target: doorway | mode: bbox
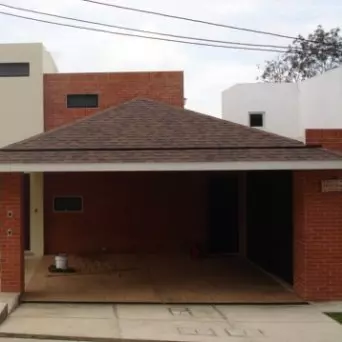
[246,171,293,284]
[207,173,239,254]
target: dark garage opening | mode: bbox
[246,171,293,284]
[207,173,239,254]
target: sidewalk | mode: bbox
[0,303,341,341]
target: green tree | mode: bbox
[258,25,342,82]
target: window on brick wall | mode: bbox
[0,62,30,77]
[249,112,264,128]
[54,197,83,212]
[67,94,98,108]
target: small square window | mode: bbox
[54,197,83,212]
[249,113,264,127]
[67,94,98,108]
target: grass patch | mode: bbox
[325,312,342,324]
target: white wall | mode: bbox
[0,43,56,148]
[300,67,342,130]
[43,48,58,73]
[222,82,301,140]
[222,66,342,141]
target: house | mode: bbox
[0,43,342,303]
[222,66,342,143]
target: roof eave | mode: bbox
[1,160,342,172]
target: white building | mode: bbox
[0,43,58,257]
[222,66,342,141]
[0,43,57,147]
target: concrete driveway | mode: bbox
[0,303,341,341]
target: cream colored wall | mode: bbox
[30,172,44,256]
[0,43,58,255]
[43,48,58,73]
[0,43,45,148]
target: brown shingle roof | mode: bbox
[6,98,303,150]
[2,98,342,165]
[0,148,340,164]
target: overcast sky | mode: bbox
[1,0,341,117]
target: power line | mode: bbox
[81,0,322,44]
[0,3,290,50]
[0,10,287,53]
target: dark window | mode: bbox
[0,62,30,77]
[67,94,98,108]
[54,197,83,212]
[249,113,264,127]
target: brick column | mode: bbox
[293,170,342,300]
[0,173,24,292]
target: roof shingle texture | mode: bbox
[6,98,303,150]
[0,148,340,164]
[2,98,342,164]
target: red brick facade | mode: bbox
[297,129,342,300]
[0,70,185,294]
[306,129,342,152]
[2,74,342,301]
[44,71,184,130]
[44,172,206,255]
[0,173,24,292]
[294,170,342,300]
[43,70,190,254]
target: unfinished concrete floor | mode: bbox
[23,254,302,304]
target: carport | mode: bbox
[23,170,298,303]
[1,99,342,302]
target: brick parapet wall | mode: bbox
[44,71,184,130]
[306,129,342,152]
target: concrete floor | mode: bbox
[0,303,342,341]
[24,254,301,304]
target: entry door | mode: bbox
[207,174,239,254]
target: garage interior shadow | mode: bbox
[207,170,293,286]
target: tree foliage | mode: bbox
[258,25,342,82]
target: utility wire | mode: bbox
[0,3,290,50]
[0,10,287,53]
[81,0,323,44]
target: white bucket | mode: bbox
[55,254,68,270]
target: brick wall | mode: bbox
[0,173,24,292]
[306,129,342,152]
[302,129,342,299]
[293,170,342,300]
[44,71,184,130]
[44,172,207,254]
